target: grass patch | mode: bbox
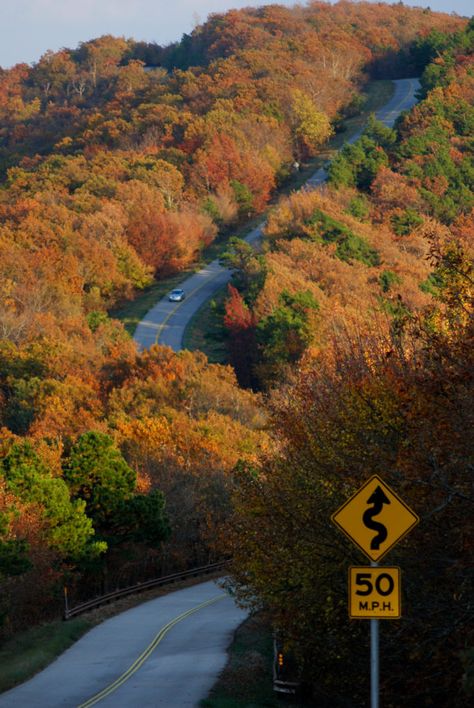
[201,614,279,708]
[183,287,229,364]
[202,613,310,708]
[112,80,395,345]
[0,618,92,694]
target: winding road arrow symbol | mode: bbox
[332,474,419,562]
[363,486,391,550]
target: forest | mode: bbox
[0,2,472,705]
[223,15,473,707]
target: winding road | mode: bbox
[133,78,420,353]
[0,580,247,708]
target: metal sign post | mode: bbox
[370,561,379,708]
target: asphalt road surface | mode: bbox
[0,580,247,708]
[133,78,420,353]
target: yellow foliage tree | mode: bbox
[291,89,333,158]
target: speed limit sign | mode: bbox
[349,567,401,619]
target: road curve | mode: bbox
[133,78,420,352]
[0,580,247,708]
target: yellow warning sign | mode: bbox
[332,475,419,562]
[349,567,401,619]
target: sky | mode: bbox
[1,0,471,68]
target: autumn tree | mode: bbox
[220,237,267,305]
[255,289,319,387]
[291,89,333,159]
[75,35,129,89]
[115,60,148,95]
[30,50,77,103]
[223,284,258,389]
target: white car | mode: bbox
[168,288,185,302]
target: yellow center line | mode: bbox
[77,594,226,707]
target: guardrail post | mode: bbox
[63,586,69,620]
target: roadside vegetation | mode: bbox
[0,618,92,695]
[202,614,312,708]
[201,615,278,708]
[183,289,229,364]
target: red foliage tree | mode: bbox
[224,284,258,388]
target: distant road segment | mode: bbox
[0,580,247,707]
[134,78,420,353]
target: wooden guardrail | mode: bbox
[63,560,227,620]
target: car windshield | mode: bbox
[171,290,183,295]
